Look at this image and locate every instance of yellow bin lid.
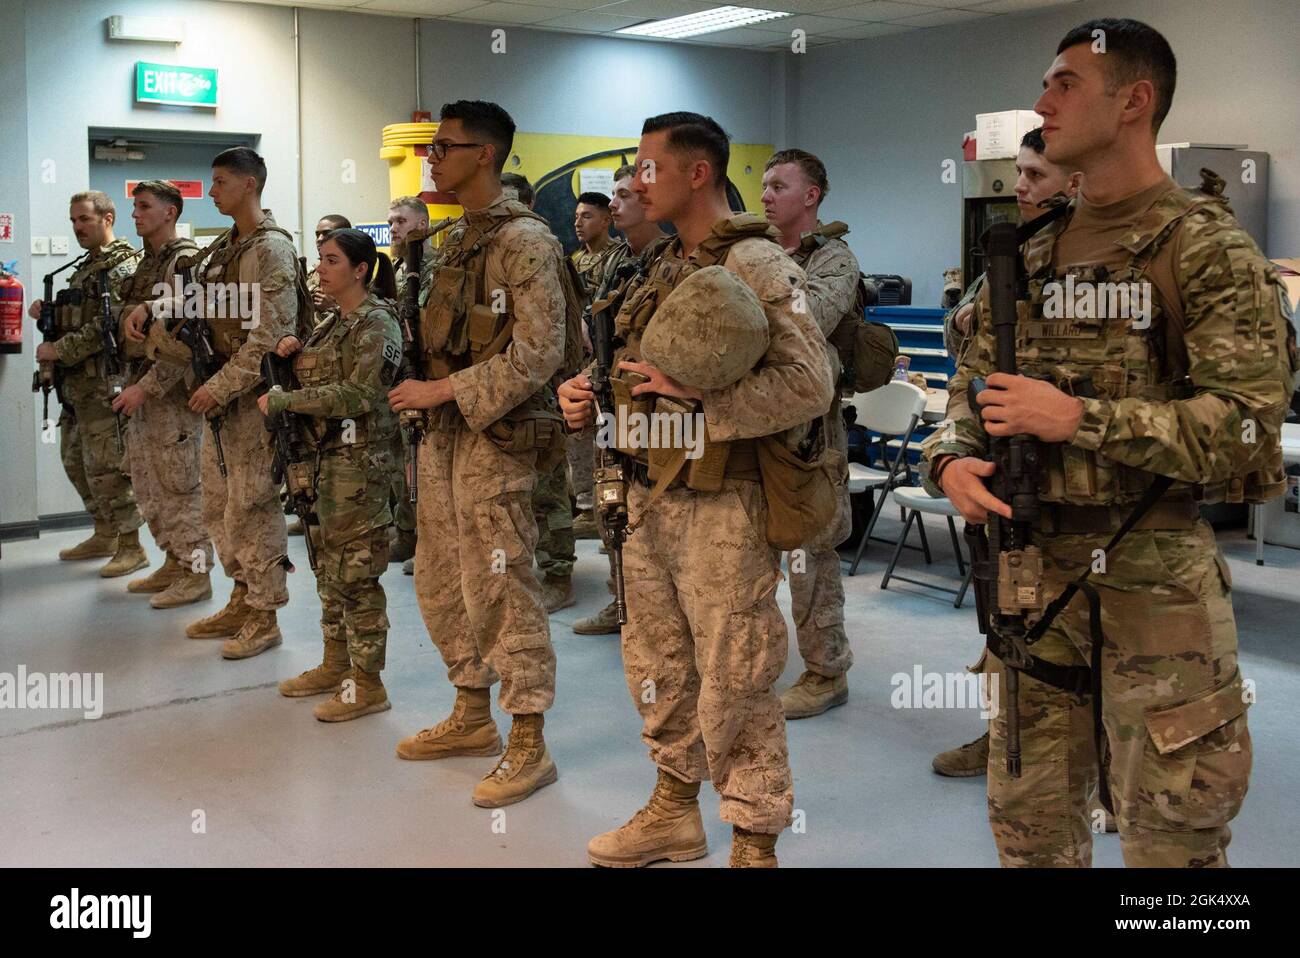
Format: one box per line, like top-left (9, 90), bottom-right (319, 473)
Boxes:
top-left (382, 122), bottom-right (438, 148)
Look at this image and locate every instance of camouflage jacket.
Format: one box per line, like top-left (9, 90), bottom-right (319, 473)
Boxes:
top-left (120, 237), bottom-right (199, 397)
top-left (422, 194), bottom-right (567, 433)
top-left (942, 272), bottom-right (985, 365)
top-left (923, 183), bottom-right (1297, 505)
top-left (788, 223), bottom-right (861, 340)
top-left (53, 239), bottom-right (140, 371)
top-left (265, 291), bottom-right (402, 449)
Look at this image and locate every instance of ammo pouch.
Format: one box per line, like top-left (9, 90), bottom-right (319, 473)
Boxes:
top-left (467, 302), bottom-right (514, 364)
top-left (831, 313), bottom-right (899, 394)
top-left (421, 265), bottom-right (473, 364)
top-left (486, 409), bottom-right (567, 469)
top-left (755, 420), bottom-right (845, 550)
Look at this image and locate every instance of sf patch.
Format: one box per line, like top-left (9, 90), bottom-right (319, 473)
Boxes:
top-left (381, 338), bottom-right (403, 385)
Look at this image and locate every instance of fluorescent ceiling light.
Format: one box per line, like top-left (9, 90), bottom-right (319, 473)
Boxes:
top-left (617, 5), bottom-right (791, 40)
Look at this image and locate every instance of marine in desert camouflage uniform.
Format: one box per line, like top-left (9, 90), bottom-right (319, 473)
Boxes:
top-left (761, 149), bottom-right (858, 718)
top-left (561, 113), bottom-right (834, 867)
top-left (112, 180), bottom-right (213, 609)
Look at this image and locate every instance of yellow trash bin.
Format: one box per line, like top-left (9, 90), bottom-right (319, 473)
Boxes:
top-left (381, 122), bottom-right (461, 244)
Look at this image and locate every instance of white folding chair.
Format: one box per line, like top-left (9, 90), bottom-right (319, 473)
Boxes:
top-left (1251, 422), bottom-right (1300, 565)
top-left (880, 487), bottom-right (973, 608)
top-left (845, 380), bottom-right (927, 576)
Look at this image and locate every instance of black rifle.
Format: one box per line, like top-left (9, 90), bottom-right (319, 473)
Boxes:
top-left (396, 225), bottom-right (431, 505)
top-left (30, 256), bottom-right (85, 423)
top-left (588, 263), bottom-right (640, 626)
top-left (261, 351), bottom-right (319, 571)
top-left (966, 221), bottom-right (1045, 778)
top-left (167, 261), bottom-right (229, 477)
top-left (98, 277), bottom-right (127, 454)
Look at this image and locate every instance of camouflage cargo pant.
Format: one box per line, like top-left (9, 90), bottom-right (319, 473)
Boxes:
top-left (986, 520), bottom-right (1250, 867)
top-left (315, 526), bottom-right (391, 673)
top-left (566, 427), bottom-right (595, 512)
top-left (124, 388), bottom-right (212, 567)
top-left (413, 420), bottom-right (556, 714)
top-left (532, 452), bottom-right (575, 578)
top-left (621, 477), bottom-right (793, 834)
top-left (788, 399), bottom-right (853, 677)
top-left (201, 393), bottom-right (289, 611)
top-left (59, 375), bottom-right (141, 535)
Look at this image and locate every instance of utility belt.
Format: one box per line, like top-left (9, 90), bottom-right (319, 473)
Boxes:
top-left (422, 396), bottom-right (567, 465)
top-left (1033, 495), bottom-right (1199, 536)
top-left (627, 437), bottom-right (761, 491)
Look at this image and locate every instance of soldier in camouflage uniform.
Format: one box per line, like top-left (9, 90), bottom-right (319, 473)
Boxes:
top-left (389, 101), bottom-right (567, 808)
top-left (924, 19), bottom-right (1297, 867)
top-left (130, 148), bottom-right (306, 660)
top-left (31, 190), bottom-right (145, 577)
top-left (263, 229), bottom-right (402, 722)
top-left (571, 163), bottom-right (669, 636)
top-left (761, 149), bottom-right (858, 719)
top-left (560, 113), bottom-right (835, 867)
top-left (932, 129), bottom-right (1081, 778)
top-left (112, 180), bottom-right (213, 608)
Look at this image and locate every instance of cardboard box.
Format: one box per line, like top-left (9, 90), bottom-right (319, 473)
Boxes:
top-left (976, 110), bottom-right (1041, 160)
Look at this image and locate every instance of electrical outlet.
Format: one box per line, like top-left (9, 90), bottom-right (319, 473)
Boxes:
top-left (31, 236), bottom-right (49, 255)
top-left (50, 236), bottom-right (69, 255)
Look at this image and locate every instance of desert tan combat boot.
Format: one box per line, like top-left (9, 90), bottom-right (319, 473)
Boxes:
top-left (127, 553), bottom-right (182, 594)
top-left (186, 581), bottom-right (250, 639)
top-left (99, 529), bottom-right (149, 578)
top-left (396, 687), bottom-right (502, 760)
top-left (573, 601), bottom-right (622, 635)
top-left (780, 670), bottom-right (848, 719)
top-left (587, 769), bottom-right (708, 867)
top-left (541, 575), bottom-right (575, 613)
top-left (313, 667), bottom-right (392, 722)
top-left (150, 566), bottom-right (212, 609)
top-left (58, 525), bottom-right (117, 561)
top-left (279, 636), bottom-right (351, 697)
top-left (471, 713), bottom-right (558, 807)
top-left (729, 827), bottom-right (778, 868)
top-left (931, 731), bottom-right (989, 778)
top-left (220, 609), bottom-right (282, 659)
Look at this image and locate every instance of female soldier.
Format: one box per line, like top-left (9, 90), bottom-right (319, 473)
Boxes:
top-left (259, 228), bottom-right (403, 722)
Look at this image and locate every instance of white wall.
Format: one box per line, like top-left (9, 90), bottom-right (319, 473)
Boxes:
top-left (784, 0), bottom-right (1300, 306)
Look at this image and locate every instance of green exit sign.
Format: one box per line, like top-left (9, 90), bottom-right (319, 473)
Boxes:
top-left (135, 62), bottom-right (218, 108)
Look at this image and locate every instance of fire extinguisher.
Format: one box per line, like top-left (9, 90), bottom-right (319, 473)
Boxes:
top-left (0, 260), bottom-right (23, 354)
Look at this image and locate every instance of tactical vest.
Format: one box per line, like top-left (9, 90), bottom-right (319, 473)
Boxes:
top-left (1017, 174), bottom-right (1293, 506)
top-left (182, 217), bottom-right (310, 359)
top-left (605, 214), bottom-right (779, 491)
top-left (417, 200), bottom-right (582, 458)
top-left (791, 221), bottom-right (898, 395)
top-left (54, 241), bottom-right (139, 336)
top-left (291, 293), bottom-right (403, 451)
top-left (119, 238), bottom-right (198, 363)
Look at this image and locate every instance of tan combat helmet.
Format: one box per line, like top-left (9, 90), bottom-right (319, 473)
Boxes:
top-left (640, 265), bottom-right (769, 391)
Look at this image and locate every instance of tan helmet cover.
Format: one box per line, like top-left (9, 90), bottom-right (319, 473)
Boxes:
top-left (640, 265), bottom-right (769, 391)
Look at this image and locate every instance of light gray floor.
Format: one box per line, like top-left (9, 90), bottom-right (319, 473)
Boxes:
top-left (2, 512), bottom-right (1298, 867)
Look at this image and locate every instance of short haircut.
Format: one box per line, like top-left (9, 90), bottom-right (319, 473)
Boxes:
top-left (318, 213), bottom-right (352, 230)
top-left (1020, 127), bottom-right (1047, 154)
top-left (499, 173), bottom-right (534, 206)
top-left (641, 112), bottom-right (730, 186)
top-left (212, 146), bottom-right (268, 192)
top-left (576, 191), bottom-right (610, 211)
top-left (131, 180), bottom-right (184, 218)
top-left (440, 100), bottom-right (516, 174)
top-left (614, 163), bottom-right (637, 183)
top-left (765, 148), bottom-right (830, 204)
top-left (1057, 18), bottom-right (1177, 131)
top-left (389, 195), bottom-right (429, 219)
top-left (70, 190), bottom-right (115, 219)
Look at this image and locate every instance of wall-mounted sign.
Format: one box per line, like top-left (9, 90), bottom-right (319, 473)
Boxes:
top-left (135, 61), bottom-right (218, 108)
top-left (126, 179), bottom-right (204, 199)
top-left (355, 223), bottom-right (392, 249)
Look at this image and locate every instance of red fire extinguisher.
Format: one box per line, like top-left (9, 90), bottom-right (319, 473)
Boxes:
top-left (0, 261), bottom-right (23, 354)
